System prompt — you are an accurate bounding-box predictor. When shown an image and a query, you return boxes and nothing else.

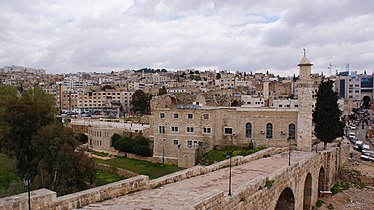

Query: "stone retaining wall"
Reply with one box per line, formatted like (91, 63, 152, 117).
(96, 163, 138, 177)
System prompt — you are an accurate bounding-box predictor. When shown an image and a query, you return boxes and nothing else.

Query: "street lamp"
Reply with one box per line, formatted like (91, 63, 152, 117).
(227, 152, 232, 196)
(23, 173, 31, 210)
(287, 138, 291, 166)
(162, 139, 165, 163)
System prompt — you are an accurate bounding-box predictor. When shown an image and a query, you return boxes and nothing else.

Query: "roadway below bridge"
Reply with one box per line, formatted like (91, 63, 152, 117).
(81, 151, 315, 210)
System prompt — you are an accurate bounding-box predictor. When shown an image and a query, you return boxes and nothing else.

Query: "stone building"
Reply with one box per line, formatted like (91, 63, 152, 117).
(150, 53, 315, 168)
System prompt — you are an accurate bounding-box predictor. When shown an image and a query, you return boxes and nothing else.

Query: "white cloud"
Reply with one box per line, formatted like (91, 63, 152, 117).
(0, 0, 373, 75)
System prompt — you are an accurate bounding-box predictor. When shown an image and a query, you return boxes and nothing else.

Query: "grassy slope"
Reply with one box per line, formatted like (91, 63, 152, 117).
(94, 157, 182, 179)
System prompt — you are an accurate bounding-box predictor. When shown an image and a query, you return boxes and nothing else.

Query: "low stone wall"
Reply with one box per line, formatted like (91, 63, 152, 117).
(49, 175, 149, 210)
(96, 163, 138, 177)
(0, 175, 149, 210)
(192, 190, 224, 210)
(124, 152, 162, 163)
(0, 189, 56, 210)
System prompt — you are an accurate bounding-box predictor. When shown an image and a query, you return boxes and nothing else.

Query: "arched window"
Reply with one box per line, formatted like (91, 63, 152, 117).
(266, 123, 273, 139)
(289, 123, 296, 139)
(245, 123, 252, 138)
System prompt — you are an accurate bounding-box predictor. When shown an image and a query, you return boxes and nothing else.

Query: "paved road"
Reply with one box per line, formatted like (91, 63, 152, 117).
(80, 151, 314, 210)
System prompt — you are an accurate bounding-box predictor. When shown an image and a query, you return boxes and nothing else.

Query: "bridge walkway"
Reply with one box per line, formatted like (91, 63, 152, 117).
(81, 151, 314, 209)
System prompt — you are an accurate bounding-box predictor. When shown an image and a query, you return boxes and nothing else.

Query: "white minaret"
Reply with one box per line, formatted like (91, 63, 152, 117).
(297, 49, 313, 151)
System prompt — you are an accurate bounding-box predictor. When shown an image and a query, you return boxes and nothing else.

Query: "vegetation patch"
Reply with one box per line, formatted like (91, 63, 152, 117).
(94, 157, 182, 179)
(265, 179, 275, 189)
(0, 154, 24, 198)
(90, 150, 110, 157)
(112, 134, 152, 157)
(316, 199, 324, 208)
(331, 181, 350, 195)
(198, 145, 265, 165)
(95, 170, 127, 186)
(327, 203, 334, 210)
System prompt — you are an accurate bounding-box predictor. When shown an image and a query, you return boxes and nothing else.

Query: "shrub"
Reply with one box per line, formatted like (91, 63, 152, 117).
(76, 133, 88, 144)
(134, 135, 149, 146)
(327, 203, 334, 210)
(331, 181, 350, 195)
(316, 199, 323, 207)
(133, 145, 151, 156)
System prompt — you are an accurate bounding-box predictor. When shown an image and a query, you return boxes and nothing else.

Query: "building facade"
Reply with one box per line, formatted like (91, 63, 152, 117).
(150, 54, 315, 168)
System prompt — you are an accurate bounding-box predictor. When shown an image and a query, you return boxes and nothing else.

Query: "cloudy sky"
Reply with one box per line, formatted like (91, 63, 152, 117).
(1, 0, 374, 76)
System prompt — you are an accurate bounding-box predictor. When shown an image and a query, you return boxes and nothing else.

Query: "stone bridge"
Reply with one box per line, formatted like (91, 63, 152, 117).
(0, 141, 350, 210)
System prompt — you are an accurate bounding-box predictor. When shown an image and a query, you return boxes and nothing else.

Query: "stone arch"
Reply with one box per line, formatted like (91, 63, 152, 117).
(275, 187, 295, 210)
(318, 166, 326, 193)
(231, 99, 240, 107)
(303, 173, 312, 210)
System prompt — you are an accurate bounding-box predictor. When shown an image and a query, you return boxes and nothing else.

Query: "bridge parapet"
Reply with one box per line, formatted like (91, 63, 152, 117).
(194, 141, 350, 210)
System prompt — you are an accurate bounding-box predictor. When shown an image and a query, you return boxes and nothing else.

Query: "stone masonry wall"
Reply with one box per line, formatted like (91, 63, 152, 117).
(0, 176, 148, 210)
(0, 189, 56, 210)
(96, 163, 138, 177)
(193, 142, 350, 210)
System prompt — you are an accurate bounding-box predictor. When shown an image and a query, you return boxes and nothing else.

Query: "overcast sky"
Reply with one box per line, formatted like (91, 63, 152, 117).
(1, 0, 374, 76)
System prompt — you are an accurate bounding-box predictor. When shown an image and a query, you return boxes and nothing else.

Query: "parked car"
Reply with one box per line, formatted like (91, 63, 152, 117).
(361, 154, 370, 161)
(348, 132, 356, 140)
(350, 125, 357, 130)
(362, 144, 370, 151)
(354, 141, 363, 151)
(362, 150, 374, 156)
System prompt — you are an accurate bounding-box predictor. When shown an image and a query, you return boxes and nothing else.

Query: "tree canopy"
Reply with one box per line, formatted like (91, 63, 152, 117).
(312, 80, 345, 149)
(131, 90, 152, 115)
(158, 86, 167, 95)
(0, 85, 96, 195)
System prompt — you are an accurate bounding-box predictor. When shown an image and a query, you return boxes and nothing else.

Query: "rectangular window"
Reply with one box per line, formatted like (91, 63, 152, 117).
(173, 113, 179, 118)
(203, 113, 209, 120)
(173, 139, 179, 145)
(224, 127, 233, 135)
(187, 127, 194, 133)
(160, 113, 165, 118)
(203, 127, 211, 134)
(171, 126, 179, 132)
(193, 140, 198, 147)
(187, 113, 193, 119)
(187, 140, 192, 148)
(158, 126, 165, 134)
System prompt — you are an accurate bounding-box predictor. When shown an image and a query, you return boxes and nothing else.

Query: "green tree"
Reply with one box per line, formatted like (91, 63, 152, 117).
(158, 86, 167, 95)
(131, 90, 152, 115)
(0, 86, 56, 176)
(216, 73, 221, 79)
(312, 80, 345, 150)
(76, 133, 88, 144)
(31, 121, 96, 195)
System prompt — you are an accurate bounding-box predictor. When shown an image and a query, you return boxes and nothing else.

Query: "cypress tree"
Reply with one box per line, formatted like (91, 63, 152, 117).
(312, 80, 345, 150)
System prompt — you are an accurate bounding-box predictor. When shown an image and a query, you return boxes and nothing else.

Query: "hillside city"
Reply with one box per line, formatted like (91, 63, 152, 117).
(1, 56, 374, 209)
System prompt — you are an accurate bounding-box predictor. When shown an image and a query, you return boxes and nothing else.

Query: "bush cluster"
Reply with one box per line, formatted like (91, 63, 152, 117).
(111, 134, 151, 156)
